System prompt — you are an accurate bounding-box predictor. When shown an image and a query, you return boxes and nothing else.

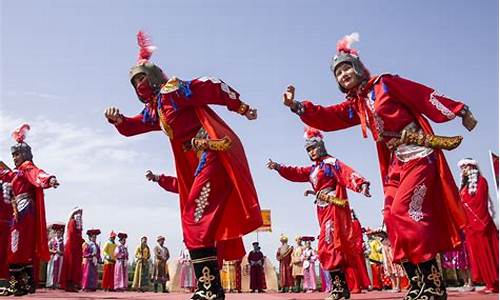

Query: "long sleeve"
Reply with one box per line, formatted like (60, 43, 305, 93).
(21, 163, 54, 189)
(299, 100, 361, 131)
(165, 77, 245, 113)
(112, 113, 161, 137)
(330, 159, 369, 193)
(277, 165, 312, 183)
(157, 175, 179, 193)
(380, 75, 464, 123)
(0, 170, 15, 182)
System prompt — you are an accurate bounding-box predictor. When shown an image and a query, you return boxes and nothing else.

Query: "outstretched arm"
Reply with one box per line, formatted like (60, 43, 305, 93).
(330, 159, 371, 197)
(379, 75, 476, 130)
(283, 85, 361, 131)
(105, 107, 161, 137)
(267, 159, 311, 183)
(145, 170, 179, 194)
(170, 77, 257, 120)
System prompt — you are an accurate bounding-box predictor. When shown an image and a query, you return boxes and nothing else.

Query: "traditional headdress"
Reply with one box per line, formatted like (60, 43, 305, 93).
(129, 31, 168, 101)
(301, 236, 315, 242)
(11, 124, 33, 162)
(157, 235, 165, 242)
(109, 231, 117, 238)
(304, 126, 328, 160)
(117, 232, 128, 240)
(330, 32, 370, 93)
(458, 158, 480, 195)
(48, 222, 65, 232)
(279, 234, 288, 242)
(86, 228, 101, 236)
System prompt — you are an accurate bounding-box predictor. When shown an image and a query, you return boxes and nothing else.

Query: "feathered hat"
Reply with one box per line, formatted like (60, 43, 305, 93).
(10, 124, 33, 161)
(304, 126, 328, 158)
(129, 31, 168, 97)
(330, 32, 370, 93)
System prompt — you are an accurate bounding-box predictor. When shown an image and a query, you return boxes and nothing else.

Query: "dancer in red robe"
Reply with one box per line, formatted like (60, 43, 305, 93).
(282, 32, 477, 300)
(0, 171, 13, 295)
(457, 158, 499, 293)
(345, 210, 371, 293)
(106, 31, 262, 300)
(267, 127, 371, 300)
(248, 242, 265, 293)
(276, 234, 293, 292)
(0, 124, 59, 296)
(59, 207, 83, 292)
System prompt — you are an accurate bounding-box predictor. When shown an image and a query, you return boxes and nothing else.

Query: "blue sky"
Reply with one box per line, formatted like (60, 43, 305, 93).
(1, 1, 498, 266)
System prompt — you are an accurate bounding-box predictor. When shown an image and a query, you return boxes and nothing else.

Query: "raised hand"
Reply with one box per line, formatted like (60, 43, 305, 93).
(461, 108, 477, 131)
(283, 85, 295, 107)
(360, 183, 371, 198)
(104, 107, 123, 124)
(49, 177, 60, 188)
(245, 107, 258, 120)
(266, 159, 279, 170)
(145, 170, 159, 182)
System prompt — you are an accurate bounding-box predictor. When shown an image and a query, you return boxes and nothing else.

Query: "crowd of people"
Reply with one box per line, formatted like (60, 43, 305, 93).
(0, 30, 498, 300)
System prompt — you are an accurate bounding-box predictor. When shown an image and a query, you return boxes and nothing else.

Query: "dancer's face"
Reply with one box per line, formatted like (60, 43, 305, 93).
(12, 150, 25, 167)
(335, 63, 360, 91)
(307, 146, 320, 161)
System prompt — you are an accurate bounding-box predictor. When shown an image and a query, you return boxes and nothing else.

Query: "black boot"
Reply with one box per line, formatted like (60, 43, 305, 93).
(25, 265, 35, 294)
(402, 261, 423, 300)
(326, 269, 350, 300)
(190, 248, 224, 300)
(7, 265, 27, 297)
(154, 283, 158, 293)
(162, 283, 168, 293)
(416, 259, 447, 300)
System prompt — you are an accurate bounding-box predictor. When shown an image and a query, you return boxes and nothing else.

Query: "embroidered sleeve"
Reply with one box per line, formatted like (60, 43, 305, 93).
(381, 75, 465, 123)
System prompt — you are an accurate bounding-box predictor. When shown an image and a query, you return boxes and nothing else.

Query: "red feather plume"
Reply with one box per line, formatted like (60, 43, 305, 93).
(12, 123, 30, 143)
(136, 30, 156, 63)
(304, 126, 323, 140)
(336, 32, 360, 56)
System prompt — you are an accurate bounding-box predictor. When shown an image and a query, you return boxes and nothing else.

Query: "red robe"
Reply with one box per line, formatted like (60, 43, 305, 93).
(114, 77, 262, 260)
(461, 176, 499, 291)
(276, 156, 368, 270)
(0, 161, 52, 265)
(59, 218, 83, 289)
(248, 250, 265, 290)
(345, 219, 371, 291)
(0, 183, 12, 281)
(276, 245, 293, 289)
(297, 74, 466, 264)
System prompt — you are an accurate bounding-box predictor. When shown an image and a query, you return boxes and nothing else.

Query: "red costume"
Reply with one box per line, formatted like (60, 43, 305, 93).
(113, 77, 262, 258)
(458, 164, 499, 292)
(248, 246, 265, 292)
(285, 32, 474, 300)
(108, 31, 261, 300)
(59, 208, 83, 292)
(296, 74, 466, 264)
(275, 236, 294, 291)
(345, 218, 371, 292)
(269, 127, 369, 299)
(0, 179, 13, 294)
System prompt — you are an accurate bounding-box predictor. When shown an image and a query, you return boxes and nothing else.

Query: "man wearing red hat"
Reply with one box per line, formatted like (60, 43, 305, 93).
(59, 207, 83, 292)
(102, 231, 117, 291)
(81, 229, 102, 292)
(0, 124, 59, 296)
(106, 31, 262, 300)
(268, 127, 370, 299)
(282, 32, 477, 300)
(248, 242, 265, 293)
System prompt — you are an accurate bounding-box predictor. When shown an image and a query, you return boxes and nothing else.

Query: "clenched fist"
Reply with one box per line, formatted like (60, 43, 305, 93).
(104, 107, 123, 124)
(145, 170, 160, 182)
(283, 85, 295, 107)
(245, 107, 258, 120)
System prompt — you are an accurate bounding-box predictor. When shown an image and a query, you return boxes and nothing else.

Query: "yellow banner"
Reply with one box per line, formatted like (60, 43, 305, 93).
(256, 209, 272, 232)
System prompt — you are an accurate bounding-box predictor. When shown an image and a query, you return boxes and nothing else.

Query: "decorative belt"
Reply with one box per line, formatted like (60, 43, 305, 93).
(383, 122, 462, 151)
(305, 188, 349, 208)
(13, 193, 34, 220)
(182, 127, 232, 153)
